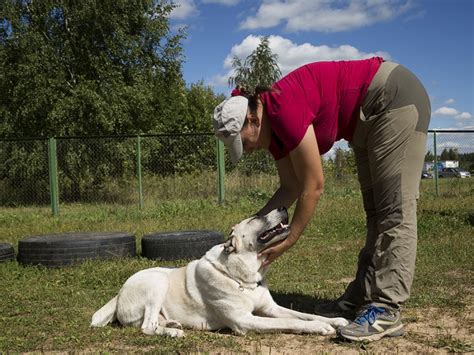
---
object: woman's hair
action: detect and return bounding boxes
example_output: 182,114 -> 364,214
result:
231,85 -> 276,124
247,86 -> 274,113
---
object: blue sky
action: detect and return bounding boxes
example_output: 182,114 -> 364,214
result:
169,0 -> 473,132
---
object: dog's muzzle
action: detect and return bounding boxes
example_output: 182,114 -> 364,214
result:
257,218 -> 290,244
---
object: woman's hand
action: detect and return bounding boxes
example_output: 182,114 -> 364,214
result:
258,238 -> 295,268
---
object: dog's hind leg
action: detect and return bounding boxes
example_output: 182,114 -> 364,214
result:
162,319 -> 183,329
142,316 -> 184,338
141,303 -> 161,335
138,272 -> 171,335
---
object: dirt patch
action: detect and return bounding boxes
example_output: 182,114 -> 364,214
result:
208,307 -> 473,354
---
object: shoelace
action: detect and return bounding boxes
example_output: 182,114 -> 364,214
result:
354,305 -> 386,325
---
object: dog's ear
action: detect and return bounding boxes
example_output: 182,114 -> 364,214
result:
223,237 -> 236,254
223,234 -> 242,254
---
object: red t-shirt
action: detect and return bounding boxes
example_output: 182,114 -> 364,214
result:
261,57 -> 383,160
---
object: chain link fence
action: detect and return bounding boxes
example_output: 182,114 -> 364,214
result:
0,138 -> 50,205
423,130 -> 474,196
1,131 -> 473,211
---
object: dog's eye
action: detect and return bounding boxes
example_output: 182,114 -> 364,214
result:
242,235 -> 245,239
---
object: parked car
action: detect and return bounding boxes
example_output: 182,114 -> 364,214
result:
421,170 -> 433,179
437,167 -> 471,178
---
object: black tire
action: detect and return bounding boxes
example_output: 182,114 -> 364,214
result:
0,243 -> 15,263
142,230 -> 224,261
18,232 -> 136,268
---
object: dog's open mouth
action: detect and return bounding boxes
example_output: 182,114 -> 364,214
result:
257,219 -> 290,244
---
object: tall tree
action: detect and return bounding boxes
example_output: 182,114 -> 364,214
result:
425,150 -> 434,162
228,36 -> 281,94
185,81 -> 226,132
448,148 -> 459,161
0,0 -> 185,137
439,148 -> 461,161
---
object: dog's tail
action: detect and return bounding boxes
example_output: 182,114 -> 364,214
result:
91,295 -> 118,327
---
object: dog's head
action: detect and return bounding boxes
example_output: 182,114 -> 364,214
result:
223,207 -> 290,254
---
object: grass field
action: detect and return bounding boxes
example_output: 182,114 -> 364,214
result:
0,178 -> 473,353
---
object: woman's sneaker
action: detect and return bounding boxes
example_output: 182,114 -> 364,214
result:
314,297 -> 357,317
337,304 -> 404,342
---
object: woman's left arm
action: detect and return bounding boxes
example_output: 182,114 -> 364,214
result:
259,125 -> 324,267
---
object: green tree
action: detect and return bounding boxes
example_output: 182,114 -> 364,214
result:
440,148 -> 450,161
184,81 -> 225,133
459,152 -> 474,172
0,0 -> 194,203
0,0 -> 185,137
228,36 -> 281,94
448,148 -> 459,161
425,150 -> 434,162
439,148 -> 460,161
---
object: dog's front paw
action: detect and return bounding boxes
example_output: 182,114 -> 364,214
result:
310,321 -> 335,335
328,317 -> 349,328
320,323 -> 336,335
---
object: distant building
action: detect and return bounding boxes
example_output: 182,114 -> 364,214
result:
424,160 -> 459,171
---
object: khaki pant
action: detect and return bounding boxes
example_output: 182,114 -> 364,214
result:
346,62 -> 431,310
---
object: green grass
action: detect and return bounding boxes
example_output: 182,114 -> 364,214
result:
0,178 -> 473,352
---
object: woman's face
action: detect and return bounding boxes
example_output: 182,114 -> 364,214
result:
240,100 -> 269,155
241,121 -> 260,154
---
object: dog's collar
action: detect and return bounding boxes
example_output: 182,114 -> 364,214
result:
236,279 -> 263,292
205,255 -> 263,291
227,271 -> 263,292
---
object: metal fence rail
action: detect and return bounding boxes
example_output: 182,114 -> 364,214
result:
1,130 -> 473,215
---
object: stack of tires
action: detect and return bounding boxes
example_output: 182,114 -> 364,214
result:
17,232 -> 136,268
0,243 -> 15,263
142,230 -> 224,261
1,230 -> 224,268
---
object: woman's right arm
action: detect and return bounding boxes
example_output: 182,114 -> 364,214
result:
256,156 -> 301,216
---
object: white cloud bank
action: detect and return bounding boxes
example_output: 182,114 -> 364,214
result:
211,34 -> 391,87
170,0 -> 240,19
432,106 -> 474,130
433,106 -> 473,120
240,0 -> 412,32
202,0 -> 240,5
169,0 -> 199,20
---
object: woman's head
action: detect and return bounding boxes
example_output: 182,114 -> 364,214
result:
213,87 -> 274,164
213,96 -> 248,164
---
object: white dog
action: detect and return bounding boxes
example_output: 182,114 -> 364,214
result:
91,207 -> 348,337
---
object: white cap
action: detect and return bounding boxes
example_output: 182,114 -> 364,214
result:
213,96 -> 248,164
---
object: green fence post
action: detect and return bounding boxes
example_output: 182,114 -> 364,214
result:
216,138 -> 225,204
433,130 -> 439,197
137,135 -> 144,210
48,137 -> 59,216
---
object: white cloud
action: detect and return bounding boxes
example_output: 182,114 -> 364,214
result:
170,0 -> 240,21
433,107 -> 460,116
169,0 -> 198,20
202,0 -> 240,5
444,98 -> 455,104
240,0 -> 412,32
211,34 -> 391,87
433,107 -> 473,120
455,112 -> 473,119
432,107 -> 474,131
